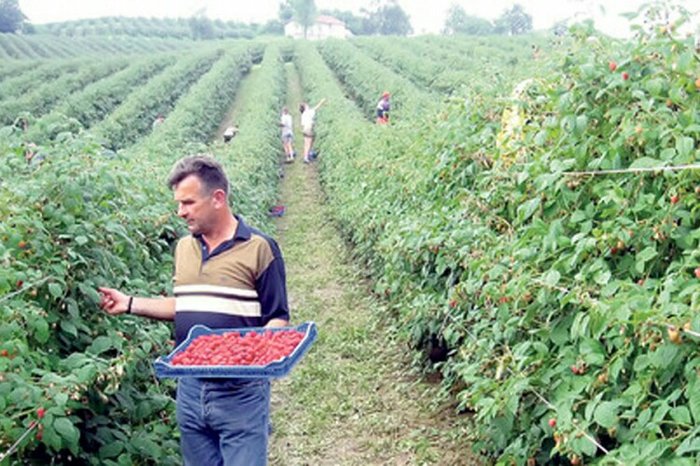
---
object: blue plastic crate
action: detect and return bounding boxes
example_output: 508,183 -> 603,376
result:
153,321 -> 317,379
268,205 -> 286,217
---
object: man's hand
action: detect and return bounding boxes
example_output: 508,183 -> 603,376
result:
99,287 -> 129,315
265,318 -> 290,328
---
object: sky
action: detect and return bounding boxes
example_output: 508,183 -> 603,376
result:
19,0 -> 700,37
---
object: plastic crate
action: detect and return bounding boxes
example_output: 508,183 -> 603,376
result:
153,321 -> 317,379
268,205 -> 286,217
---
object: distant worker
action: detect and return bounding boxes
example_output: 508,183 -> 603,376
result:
223,124 -> 239,143
376,91 -> 390,125
279,107 -> 295,163
152,114 -> 165,130
300,98 -> 326,163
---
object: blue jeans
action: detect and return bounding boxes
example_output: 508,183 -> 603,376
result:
176,378 -> 271,466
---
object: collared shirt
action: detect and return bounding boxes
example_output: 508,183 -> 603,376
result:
172,216 -> 289,345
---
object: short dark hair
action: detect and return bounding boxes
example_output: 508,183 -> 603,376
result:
167,154 -> 229,196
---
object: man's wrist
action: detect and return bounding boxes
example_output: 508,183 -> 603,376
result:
127,296 -> 134,314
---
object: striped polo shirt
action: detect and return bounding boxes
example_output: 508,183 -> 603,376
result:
172,216 -> 289,345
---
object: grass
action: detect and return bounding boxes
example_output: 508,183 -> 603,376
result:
267,63 -> 484,466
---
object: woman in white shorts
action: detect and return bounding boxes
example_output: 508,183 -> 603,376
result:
279,107 -> 294,162
300,98 -> 326,163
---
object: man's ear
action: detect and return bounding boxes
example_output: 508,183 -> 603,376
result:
211,189 -> 228,208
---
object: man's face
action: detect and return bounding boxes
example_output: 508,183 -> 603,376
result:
174,175 -> 218,236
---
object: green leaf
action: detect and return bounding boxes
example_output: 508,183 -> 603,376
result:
676,136 -> 694,158
79,283 -> 102,305
87,336 -> 112,355
99,441 -> 125,459
688,383 -> 700,423
670,406 -> 691,425
543,270 -> 561,287
635,246 -> 658,273
75,235 -> 88,246
60,319 -> 78,338
594,269 -> 611,286
594,401 -> 619,428
54,417 -> 80,447
32,318 -> 50,343
580,338 -> 605,366
518,197 -> 540,222
48,282 -> 63,299
628,157 -> 663,169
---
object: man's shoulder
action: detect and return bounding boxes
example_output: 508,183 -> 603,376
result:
246,226 -> 281,258
175,235 -> 197,251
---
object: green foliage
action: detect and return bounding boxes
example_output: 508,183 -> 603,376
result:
443,5 -> 494,35
494,3 -> 533,35
33,16 -> 257,40
0,40 -> 280,464
0,33 -> 199,60
0,59 -> 129,126
25,55 -> 175,144
316,39 -> 435,121
291,0 -> 317,39
278,0 -> 294,23
90,48 -> 223,151
365,0 -> 412,36
301,17 -> 700,464
0,0 -> 26,33
188,15 -> 215,40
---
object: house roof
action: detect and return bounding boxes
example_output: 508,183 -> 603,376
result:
315,15 -> 346,27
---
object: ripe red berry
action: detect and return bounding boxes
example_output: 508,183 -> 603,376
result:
16,280 -> 23,289
449,299 -> 458,309
621,72 -> 629,81
694,268 -> 700,279
37,408 -> 45,419
548,418 -> 557,428
671,195 -> 679,204
0,349 -> 7,357
609,61 -> 617,71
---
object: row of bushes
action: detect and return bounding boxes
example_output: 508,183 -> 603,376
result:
302,11 -> 700,465
0,41 -> 283,463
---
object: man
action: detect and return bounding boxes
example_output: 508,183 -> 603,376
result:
300,98 -> 326,163
152,114 -> 165,130
223,124 -> 239,143
376,91 -> 390,125
99,154 -> 289,466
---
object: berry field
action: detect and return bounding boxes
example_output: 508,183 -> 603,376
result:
1,5 -> 700,465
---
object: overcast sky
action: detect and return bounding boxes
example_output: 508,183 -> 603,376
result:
19,0 -> 700,37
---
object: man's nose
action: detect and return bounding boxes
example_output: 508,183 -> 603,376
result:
177,204 -> 187,218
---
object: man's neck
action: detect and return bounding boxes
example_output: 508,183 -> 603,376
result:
201,214 -> 238,252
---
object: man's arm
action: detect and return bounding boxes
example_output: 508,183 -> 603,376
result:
99,287 -> 175,321
256,241 -> 290,328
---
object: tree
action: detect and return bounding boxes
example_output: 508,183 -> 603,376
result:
188,11 -> 215,40
291,0 -> 316,39
278,0 -> 294,23
443,4 -> 494,35
259,19 -> 284,36
0,0 -> 27,33
494,4 -> 533,35
368,0 -> 412,36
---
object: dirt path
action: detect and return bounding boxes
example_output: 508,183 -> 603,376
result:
267,63 -> 482,466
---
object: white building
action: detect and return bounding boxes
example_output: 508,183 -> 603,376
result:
284,15 -> 352,40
